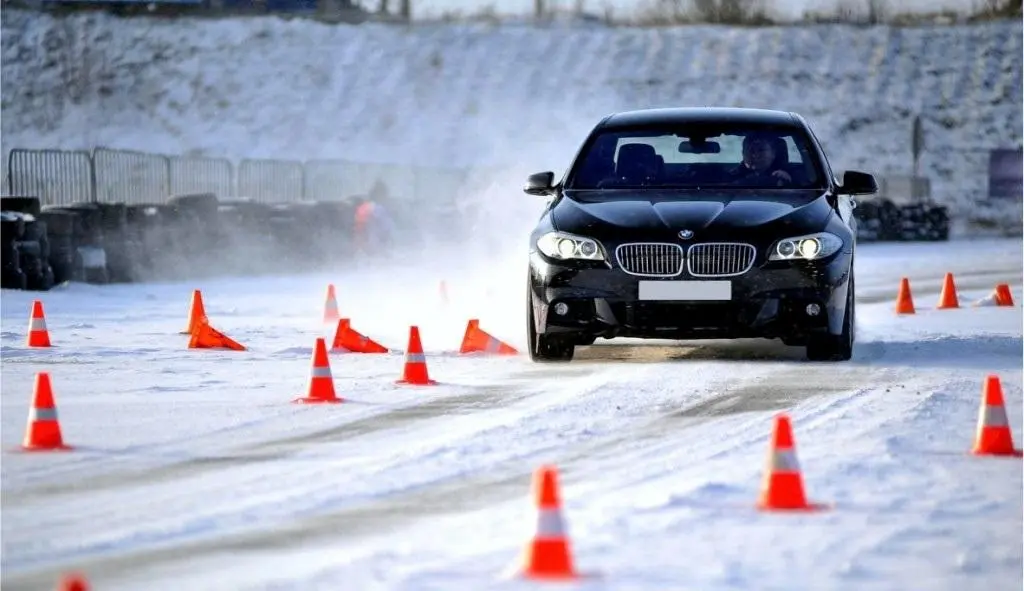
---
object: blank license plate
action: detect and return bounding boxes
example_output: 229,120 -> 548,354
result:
638,280 -> 732,301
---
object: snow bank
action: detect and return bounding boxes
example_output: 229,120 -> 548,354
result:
1,10 -> 1021,220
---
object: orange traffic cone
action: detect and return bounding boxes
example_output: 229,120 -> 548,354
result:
518,465 -> 580,580
182,289 -> 208,335
56,572 -> 90,591
27,299 -> 51,347
757,413 -> 826,511
294,337 -> 343,404
188,318 -> 246,351
895,277 -> 915,315
324,284 -> 340,323
975,284 -> 1016,307
971,375 -> 1022,457
995,284 -> 1015,306
460,319 -> 518,355
936,272 -> 959,309
397,326 -> 437,386
22,372 -> 72,452
331,318 -> 388,353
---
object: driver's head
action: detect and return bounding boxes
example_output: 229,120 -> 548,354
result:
742,134 -> 776,172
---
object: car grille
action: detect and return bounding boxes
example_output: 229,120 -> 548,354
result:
686,243 -> 757,277
615,243 -> 684,277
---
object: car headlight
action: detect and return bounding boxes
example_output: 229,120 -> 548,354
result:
769,232 -> 843,261
536,231 -> 605,261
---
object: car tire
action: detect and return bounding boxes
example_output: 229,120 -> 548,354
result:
526,279 -> 575,363
806,272 -> 854,362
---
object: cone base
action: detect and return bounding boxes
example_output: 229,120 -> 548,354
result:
971,447 -> 1023,457
756,500 -> 830,512
397,378 -> 438,386
334,347 -> 388,354
21,443 -> 73,452
521,571 -> 581,581
292,396 -> 344,404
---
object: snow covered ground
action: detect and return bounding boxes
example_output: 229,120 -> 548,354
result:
1,236 -> 1021,590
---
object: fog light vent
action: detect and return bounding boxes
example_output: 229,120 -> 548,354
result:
805,303 -> 821,316
553,302 -> 569,316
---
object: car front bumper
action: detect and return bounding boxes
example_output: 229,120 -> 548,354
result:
528,250 -> 852,342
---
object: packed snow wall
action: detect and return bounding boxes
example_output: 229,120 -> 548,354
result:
1,9 -> 1021,224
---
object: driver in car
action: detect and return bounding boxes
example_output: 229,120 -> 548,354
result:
728,134 -> 793,185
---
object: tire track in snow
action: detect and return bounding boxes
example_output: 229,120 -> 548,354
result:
2,369 -> 575,503
5,344 -> 894,590
1,461 -> 538,591
1,363 -> 610,577
2,342 -> 795,584
0,334 -> 968,587
667,364 -> 902,419
3,356 -> 688,583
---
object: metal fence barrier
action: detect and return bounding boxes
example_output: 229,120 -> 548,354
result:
237,158 -> 304,203
169,155 -> 234,198
93,147 -> 171,205
302,159 -> 351,202
6,148 -> 94,205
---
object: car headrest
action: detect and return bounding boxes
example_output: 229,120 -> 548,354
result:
616,143 -> 658,177
771,137 -> 789,167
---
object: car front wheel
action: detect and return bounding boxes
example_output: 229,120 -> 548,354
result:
526,280 -> 575,362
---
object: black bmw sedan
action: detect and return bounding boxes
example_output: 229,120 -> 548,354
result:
523,107 -> 878,363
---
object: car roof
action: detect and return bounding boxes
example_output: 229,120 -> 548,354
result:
599,107 -> 802,130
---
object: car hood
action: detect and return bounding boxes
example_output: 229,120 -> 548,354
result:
551,190 -> 833,241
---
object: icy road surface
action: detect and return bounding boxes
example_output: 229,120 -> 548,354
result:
2,237 -> 1022,591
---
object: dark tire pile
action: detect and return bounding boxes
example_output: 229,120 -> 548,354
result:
1,194 -> 359,290
854,198 -> 951,242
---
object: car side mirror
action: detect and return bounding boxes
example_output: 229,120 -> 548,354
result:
524,171 -> 556,196
840,170 -> 878,195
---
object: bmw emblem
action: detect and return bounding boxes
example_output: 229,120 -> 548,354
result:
678,229 -> 694,240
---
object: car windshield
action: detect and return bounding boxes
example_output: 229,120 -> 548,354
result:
566,123 -> 826,191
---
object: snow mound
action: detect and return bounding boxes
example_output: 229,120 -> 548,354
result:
1,10 -> 1021,220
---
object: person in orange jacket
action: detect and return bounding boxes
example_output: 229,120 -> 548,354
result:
352,181 -> 398,257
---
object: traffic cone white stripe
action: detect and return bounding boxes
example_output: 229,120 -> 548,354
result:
29,317 -> 47,330
769,449 -> 800,472
534,508 -> 567,538
310,366 -> 333,379
980,404 -> 1009,428
405,352 -> 426,363
29,407 -> 58,421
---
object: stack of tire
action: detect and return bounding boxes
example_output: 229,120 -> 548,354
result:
854,197 -> 950,242
159,193 -> 223,280
214,199 -> 279,277
211,198 -> 356,277
1,197 -> 55,291
1,192 -> 363,291
125,202 -> 176,282
39,201 -> 142,284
